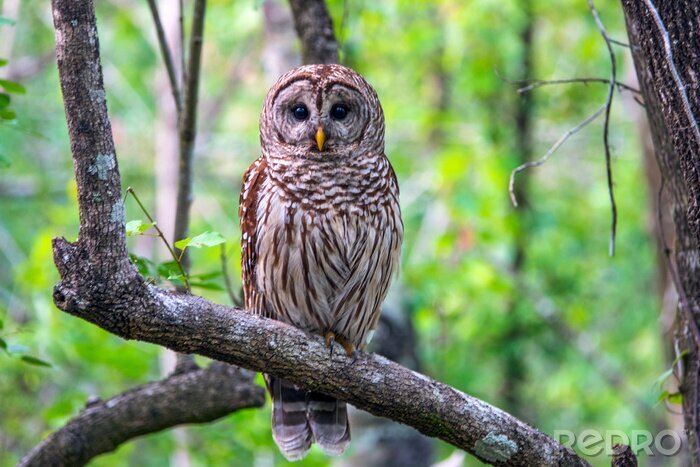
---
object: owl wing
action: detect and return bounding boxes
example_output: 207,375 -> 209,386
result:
239,156 -> 274,318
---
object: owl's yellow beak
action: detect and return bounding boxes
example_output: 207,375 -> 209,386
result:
315,126 -> 326,151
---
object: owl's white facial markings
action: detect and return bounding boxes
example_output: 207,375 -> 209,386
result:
268,79 -> 371,157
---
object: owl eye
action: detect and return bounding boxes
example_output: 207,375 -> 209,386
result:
291,104 -> 309,121
330,103 -> 349,121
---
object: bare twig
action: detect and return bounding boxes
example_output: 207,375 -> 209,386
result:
588,0 -> 618,257
512,77 -> 640,95
509,103 -> 606,207
146,0 -> 183,112
608,38 -> 630,48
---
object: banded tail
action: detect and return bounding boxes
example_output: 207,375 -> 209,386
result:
269,377 -> 350,461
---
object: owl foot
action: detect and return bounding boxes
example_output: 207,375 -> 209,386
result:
324,331 -> 337,357
323,331 -> 356,359
335,335 -> 356,358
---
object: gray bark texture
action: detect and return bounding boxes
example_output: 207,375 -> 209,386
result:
39,0 -> 591,466
621,0 -> 700,464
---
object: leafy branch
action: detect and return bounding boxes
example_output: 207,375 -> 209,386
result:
124,187 -> 226,293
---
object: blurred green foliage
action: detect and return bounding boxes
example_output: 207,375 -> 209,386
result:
0,0 -> 673,466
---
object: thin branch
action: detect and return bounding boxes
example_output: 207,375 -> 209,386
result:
173,0 -> 206,271
19,363 -> 265,467
179,0 -> 186,86
509,103 -> 606,207
608,38 -> 630,48
511,77 -> 640,95
588,0 -> 617,257
146,0 -> 183,112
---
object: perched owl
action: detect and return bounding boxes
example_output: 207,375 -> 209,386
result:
239,64 -> 403,461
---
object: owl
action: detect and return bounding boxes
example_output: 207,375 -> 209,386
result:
239,64 -> 403,460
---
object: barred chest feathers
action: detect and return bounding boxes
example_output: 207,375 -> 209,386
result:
254,156 -> 402,349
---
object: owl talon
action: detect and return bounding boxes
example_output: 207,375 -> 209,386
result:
335,335 -> 356,358
324,331 -> 336,357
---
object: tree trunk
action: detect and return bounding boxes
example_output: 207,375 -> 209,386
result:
621,1 -> 700,463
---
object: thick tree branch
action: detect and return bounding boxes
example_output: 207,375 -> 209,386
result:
50,270 -> 586,466
44,0 -> 589,465
19,364 -> 265,467
621,0 -> 700,462
288,0 -> 339,64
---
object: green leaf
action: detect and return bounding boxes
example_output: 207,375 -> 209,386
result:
157,260 -> 181,279
0,58 -> 8,67
0,79 -> 25,94
0,109 -> 16,120
125,219 -> 154,236
174,237 -> 191,250
0,154 -> 10,168
129,253 -> 158,278
659,390 -> 683,405
0,16 -> 16,26
167,274 -> 185,281
190,270 -> 223,280
0,93 -> 9,109
190,281 -> 224,291
20,355 -> 52,368
0,337 -> 6,351
0,316 -> 3,330
186,231 -> 226,249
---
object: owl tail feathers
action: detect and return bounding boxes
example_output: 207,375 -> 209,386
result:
269,377 -> 351,461
270,377 -> 313,461
308,391 -> 351,456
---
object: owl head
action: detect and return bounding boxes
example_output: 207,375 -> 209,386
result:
260,64 -> 384,162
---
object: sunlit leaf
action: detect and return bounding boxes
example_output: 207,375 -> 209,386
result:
0,58 -> 8,67
125,219 -> 154,236
174,237 -> 191,250
20,355 -> 52,368
186,231 -> 226,249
